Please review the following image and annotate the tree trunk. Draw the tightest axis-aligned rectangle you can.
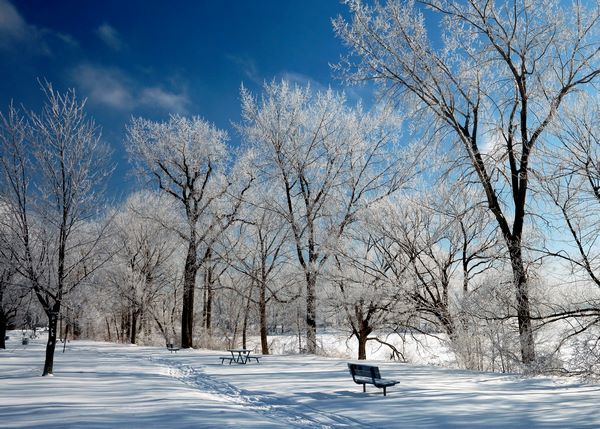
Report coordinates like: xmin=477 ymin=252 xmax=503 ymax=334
xmin=305 ymin=271 xmax=317 ymax=354
xmin=62 ymin=321 xmax=70 ymax=353
xmin=357 ymin=334 xmax=368 ymax=360
xmin=354 ymin=305 xmax=372 ymax=360
xmin=105 ymin=317 xmax=111 ymax=342
xmin=124 ymin=311 xmax=131 ymax=342
xmin=242 ymin=289 xmax=253 ymax=350
xmin=0 ymin=311 xmax=6 ymax=349
xmin=509 ymin=241 xmax=535 ymax=364
xmin=259 ymin=280 xmax=269 ymax=355
xmin=205 ymin=263 xmax=213 ymax=332
xmin=181 ymin=237 xmax=198 ymax=349
xmin=42 ymin=304 xmax=60 ymax=376
xmin=130 ymin=309 xmax=138 ymax=344
xmin=113 ymin=317 xmax=121 ymax=342
xmin=59 ymin=313 xmax=63 ymax=342
xmin=242 ymin=312 xmax=248 ymax=350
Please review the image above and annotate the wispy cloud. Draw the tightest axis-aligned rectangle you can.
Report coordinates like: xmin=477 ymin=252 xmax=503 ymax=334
xmin=71 ymin=63 xmax=189 ymax=113
xmin=54 ymin=32 xmax=79 ymax=48
xmin=0 ymin=0 xmax=26 ymax=41
xmin=96 ymin=23 xmax=124 ymax=51
xmin=72 ymin=64 xmax=135 ymax=109
xmin=140 ymin=87 xmax=189 ymax=113
xmin=0 ymin=0 xmax=76 ymax=55
xmin=0 ymin=0 xmax=47 ymax=53
xmin=226 ymin=54 xmax=262 ymax=85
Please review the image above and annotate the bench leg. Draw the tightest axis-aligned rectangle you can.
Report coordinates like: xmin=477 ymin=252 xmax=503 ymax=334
xmin=363 ymin=384 xmax=366 ymax=393
xmin=383 ymin=386 xmax=387 ymax=396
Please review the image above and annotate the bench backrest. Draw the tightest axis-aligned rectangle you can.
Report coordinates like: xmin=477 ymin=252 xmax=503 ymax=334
xmin=348 ymin=363 xmax=381 ymax=381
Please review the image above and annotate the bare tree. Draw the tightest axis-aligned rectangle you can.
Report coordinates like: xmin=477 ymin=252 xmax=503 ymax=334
xmin=335 ymin=0 xmax=600 ymax=364
xmin=0 ymin=251 xmax=24 ymax=349
xmin=106 ymin=192 xmax=181 ymax=344
xmin=220 ymin=189 xmax=291 ymax=354
xmin=0 ymin=205 xmax=25 ymax=348
xmin=341 ymin=184 xmax=500 ymax=363
xmin=240 ymin=80 xmax=411 ymax=353
xmin=126 ymin=115 xmax=250 ymax=348
xmin=327 ymin=225 xmax=406 ymax=360
xmin=0 ymin=84 xmax=112 ymax=375
xmin=535 ymin=97 xmax=600 ymax=359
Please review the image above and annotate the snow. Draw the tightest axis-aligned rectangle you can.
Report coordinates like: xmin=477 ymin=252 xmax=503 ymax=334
xmin=2 ymin=333 xmax=600 ymax=428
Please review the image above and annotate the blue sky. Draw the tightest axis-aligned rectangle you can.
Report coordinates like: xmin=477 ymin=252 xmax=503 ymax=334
xmin=0 ymin=0 xmax=358 ymax=199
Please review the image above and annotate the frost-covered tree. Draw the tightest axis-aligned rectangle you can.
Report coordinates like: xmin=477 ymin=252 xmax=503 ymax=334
xmin=343 ymin=184 xmax=500 ymax=363
xmin=126 ymin=115 xmax=250 ymax=348
xmin=221 ymin=187 xmax=291 ymax=354
xmin=240 ymin=81 xmax=410 ymax=353
xmin=537 ymin=97 xmax=600 ymax=352
xmin=335 ymin=0 xmax=600 ymax=364
xmin=0 ymin=85 xmax=111 ymax=375
xmin=370 ymin=195 xmax=464 ymax=338
xmin=327 ymin=224 xmax=406 ymax=360
xmin=0 ymin=202 xmax=22 ymax=348
xmin=106 ymin=191 xmax=181 ymax=344
xmin=0 ymin=235 xmax=23 ymax=349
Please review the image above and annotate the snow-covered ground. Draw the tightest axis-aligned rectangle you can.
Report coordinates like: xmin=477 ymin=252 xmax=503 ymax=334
xmin=2 ymin=333 xmax=600 ymax=428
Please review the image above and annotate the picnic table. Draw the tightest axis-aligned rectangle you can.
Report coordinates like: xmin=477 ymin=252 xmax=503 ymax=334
xmin=227 ymin=348 xmax=252 ymax=364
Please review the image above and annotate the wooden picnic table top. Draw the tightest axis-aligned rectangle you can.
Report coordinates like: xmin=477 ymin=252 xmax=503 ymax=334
xmin=227 ymin=348 xmax=251 ymax=353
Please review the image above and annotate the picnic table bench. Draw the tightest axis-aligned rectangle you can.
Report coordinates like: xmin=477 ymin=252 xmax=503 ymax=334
xmin=347 ymin=363 xmax=398 ymax=396
xmin=166 ymin=343 xmax=180 ymax=353
xmin=219 ymin=349 xmax=264 ymax=364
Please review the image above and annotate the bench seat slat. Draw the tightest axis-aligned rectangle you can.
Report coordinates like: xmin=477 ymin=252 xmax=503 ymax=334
xmin=374 ymin=379 xmax=398 ymax=387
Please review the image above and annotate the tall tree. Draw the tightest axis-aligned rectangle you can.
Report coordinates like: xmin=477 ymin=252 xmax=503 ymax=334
xmin=108 ymin=192 xmax=180 ymax=344
xmin=537 ymin=97 xmax=600 ymax=337
xmin=328 ymin=226 xmax=406 ymax=360
xmin=0 ymin=204 xmax=24 ymax=349
xmin=240 ymin=81 xmax=410 ymax=353
xmin=221 ymin=189 xmax=291 ymax=354
xmin=335 ymin=0 xmax=600 ymax=364
xmin=126 ymin=115 xmax=249 ymax=348
xmin=0 ymin=85 xmax=111 ymax=375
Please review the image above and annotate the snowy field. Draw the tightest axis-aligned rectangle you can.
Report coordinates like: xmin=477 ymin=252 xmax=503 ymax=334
xmin=2 ymin=334 xmax=600 ymax=428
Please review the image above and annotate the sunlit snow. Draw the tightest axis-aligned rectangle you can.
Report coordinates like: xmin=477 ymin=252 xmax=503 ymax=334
xmin=2 ymin=333 xmax=600 ymax=428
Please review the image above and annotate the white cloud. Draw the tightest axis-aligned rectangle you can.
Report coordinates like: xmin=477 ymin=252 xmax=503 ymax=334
xmin=140 ymin=87 xmax=189 ymax=114
xmin=0 ymin=0 xmax=26 ymax=41
xmin=72 ymin=64 xmax=135 ymax=110
xmin=0 ymin=0 xmax=76 ymax=54
xmin=226 ymin=54 xmax=262 ymax=85
xmin=96 ymin=23 xmax=124 ymax=51
xmin=0 ymin=0 xmax=47 ymax=53
xmin=55 ymin=32 xmax=79 ymax=48
xmin=72 ymin=63 xmax=189 ymax=113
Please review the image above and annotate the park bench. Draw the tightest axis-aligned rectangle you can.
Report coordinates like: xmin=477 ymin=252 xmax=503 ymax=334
xmin=166 ymin=343 xmax=180 ymax=353
xmin=347 ymin=363 xmax=398 ymax=396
